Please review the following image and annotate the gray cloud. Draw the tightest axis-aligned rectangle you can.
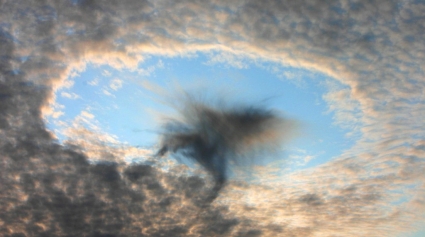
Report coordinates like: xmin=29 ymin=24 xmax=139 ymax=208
xmin=156 ymin=98 xmax=291 ymax=201
xmin=1 ymin=0 xmax=425 ymax=236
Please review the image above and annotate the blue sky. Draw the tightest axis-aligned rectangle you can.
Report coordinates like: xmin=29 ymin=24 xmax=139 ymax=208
xmin=1 ymin=0 xmax=425 ymax=236
xmin=50 ymin=54 xmax=353 ymax=171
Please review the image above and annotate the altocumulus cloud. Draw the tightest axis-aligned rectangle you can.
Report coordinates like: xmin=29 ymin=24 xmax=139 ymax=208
xmin=1 ymin=0 xmax=425 ymax=236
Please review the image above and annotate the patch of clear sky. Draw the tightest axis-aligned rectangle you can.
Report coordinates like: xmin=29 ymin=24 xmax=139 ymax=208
xmin=47 ymin=53 xmax=355 ymax=171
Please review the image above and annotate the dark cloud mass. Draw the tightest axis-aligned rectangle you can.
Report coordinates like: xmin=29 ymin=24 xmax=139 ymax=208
xmin=157 ymin=100 xmax=290 ymax=200
xmin=1 ymin=0 xmax=425 ymax=236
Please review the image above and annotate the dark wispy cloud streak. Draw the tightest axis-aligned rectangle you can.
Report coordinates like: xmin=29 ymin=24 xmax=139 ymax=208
xmin=156 ymin=99 xmax=291 ymax=199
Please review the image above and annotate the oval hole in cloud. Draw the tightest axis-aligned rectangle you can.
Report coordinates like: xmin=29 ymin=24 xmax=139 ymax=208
xmin=46 ymin=52 xmax=356 ymax=173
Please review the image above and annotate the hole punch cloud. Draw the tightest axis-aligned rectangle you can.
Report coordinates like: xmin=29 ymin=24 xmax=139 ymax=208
xmin=1 ymin=0 xmax=425 ymax=236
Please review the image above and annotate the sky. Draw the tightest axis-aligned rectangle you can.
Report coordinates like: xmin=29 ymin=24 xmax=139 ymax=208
xmin=1 ymin=0 xmax=425 ymax=236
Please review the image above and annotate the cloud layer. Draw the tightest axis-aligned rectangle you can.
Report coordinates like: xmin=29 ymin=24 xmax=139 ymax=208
xmin=1 ymin=0 xmax=425 ymax=236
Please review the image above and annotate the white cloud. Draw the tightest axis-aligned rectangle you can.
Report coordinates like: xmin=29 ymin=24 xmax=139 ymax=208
xmin=205 ymin=51 xmax=250 ymax=69
xmin=102 ymin=89 xmax=115 ymax=97
xmin=88 ymin=77 xmax=99 ymax=86
xmin=60 ymin=92 xmax=80 ymax=99
xmin=61 ymin=79 xmax=75 ymax=89
xmin=137 ymin=60 xmax=165 ymax=77
xmin=80 ymin=110 xmax=94 ymax=119
xmin=102 ymin=70 xmax=112 ymax=77
xmin=109 ymin=78 xmax=123 ymax=91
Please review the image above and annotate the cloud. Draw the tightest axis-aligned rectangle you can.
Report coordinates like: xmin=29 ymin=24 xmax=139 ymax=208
xmin=156 ymin=95 xmax=295 ymax=200
xmin=60 ymin=91 xmax=80 ymax=99
xmin=109 ymin=78 xmax=123 ymax=91
xmin=60 ymin=110 xmax=152 ymax=162
xmin=102 ymin=70 xmax=112 ymax=77
xmin=88 ymin=77 xmax=100 ymax=86
xmin=0 ymin=0 xmax=425 ymax=236
xmin=205 ymin=51 xmax=250 ymax=69
xmin=102 ymin=89 xmax=114 ymax=97
xmin=137 ymin=59 xmax=164 ymax=77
